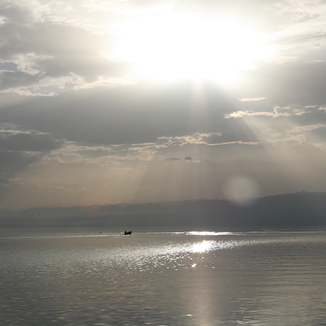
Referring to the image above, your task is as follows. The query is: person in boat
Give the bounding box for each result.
[124,230,132,235]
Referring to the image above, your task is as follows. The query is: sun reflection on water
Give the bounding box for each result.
[187,231,234,236]
[191,240,214,253]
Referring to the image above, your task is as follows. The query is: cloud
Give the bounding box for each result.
[0,130,63,152]
[175,0,283,28]
[235,61,326,106]
[0,62,17,71]
[226,104,325,120]
[239,97,266,102]
[167,157,181,161]
[0,2,130,95]
[0,150,42,184]
[224,104,326,148]
[226,111,273,118]
[0,124,64,186]
[0,81,236,145]
[157,130,258,146]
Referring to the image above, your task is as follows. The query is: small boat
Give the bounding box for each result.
[124,230,132,235]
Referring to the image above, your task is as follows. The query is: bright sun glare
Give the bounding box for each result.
[114,12,271,83]
[192,240,213,253]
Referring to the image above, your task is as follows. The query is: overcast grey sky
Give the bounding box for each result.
[0,0,325,209]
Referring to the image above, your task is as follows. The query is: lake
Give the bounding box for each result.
[1,229,326,325]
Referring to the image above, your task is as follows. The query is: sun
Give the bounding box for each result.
[113,12,272,83]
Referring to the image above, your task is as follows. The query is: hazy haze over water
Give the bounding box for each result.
[1,230,326,325]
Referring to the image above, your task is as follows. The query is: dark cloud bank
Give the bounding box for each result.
[0,81,236,145]
[1,192,325,230]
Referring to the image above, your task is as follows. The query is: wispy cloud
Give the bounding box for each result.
[239,97,266,102]
[226,105,325,118]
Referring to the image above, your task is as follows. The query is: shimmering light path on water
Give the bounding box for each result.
[1,230,326,325]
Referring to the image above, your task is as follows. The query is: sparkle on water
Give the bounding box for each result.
[1,230,326,325]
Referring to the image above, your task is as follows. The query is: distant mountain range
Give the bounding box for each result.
[1,191,326,230]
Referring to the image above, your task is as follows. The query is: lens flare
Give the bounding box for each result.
[224,175,260,205]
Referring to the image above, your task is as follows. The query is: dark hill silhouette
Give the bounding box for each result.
[0,191,325,230]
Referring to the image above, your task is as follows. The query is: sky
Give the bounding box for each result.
[0,0,325,209]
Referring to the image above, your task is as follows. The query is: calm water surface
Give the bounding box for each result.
[1,229,326,325]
